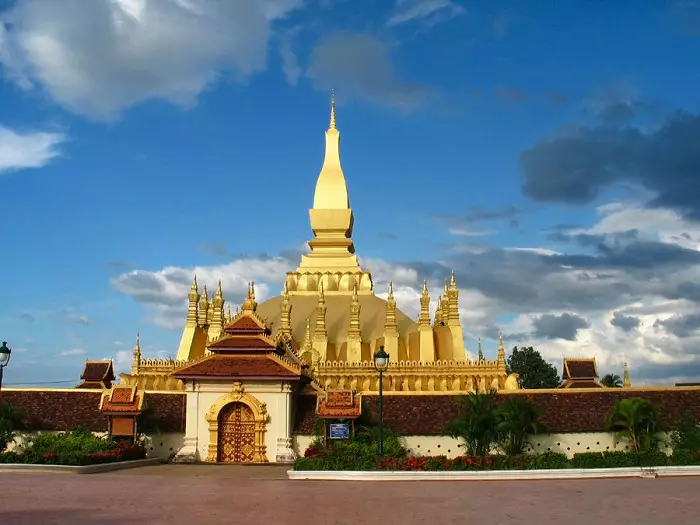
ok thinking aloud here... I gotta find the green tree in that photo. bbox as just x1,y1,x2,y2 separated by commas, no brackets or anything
445,388,499,457
0,402,24,452
601,373,623,388
495,397,547,456
506,346,560,389
670,412,700,453
606,397,664,454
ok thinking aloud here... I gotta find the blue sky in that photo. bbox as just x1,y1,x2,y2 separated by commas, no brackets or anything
1,0,700,386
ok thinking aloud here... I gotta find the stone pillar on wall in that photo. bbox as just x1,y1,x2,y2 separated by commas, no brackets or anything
172,382,200,463
275,383,297,463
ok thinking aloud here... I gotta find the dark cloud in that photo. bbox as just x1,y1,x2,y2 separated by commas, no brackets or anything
542,90,568,106
308,32,431,112
532,313,589,341
495,85,528,103
520,111,700,219
610,311,640,332
654,313,700,338
199,243,230,257
435,205,524,231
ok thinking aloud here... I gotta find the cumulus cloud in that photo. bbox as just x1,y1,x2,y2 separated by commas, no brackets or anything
0,125,65,173
307,32,432,112
532,313,589,341
58,348,87,357
0,0,303,119
610,311,640,332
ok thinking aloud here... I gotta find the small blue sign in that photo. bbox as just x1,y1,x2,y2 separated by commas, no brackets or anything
329,423,350,439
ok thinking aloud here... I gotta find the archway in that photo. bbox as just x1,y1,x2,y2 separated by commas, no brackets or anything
204,383,268,463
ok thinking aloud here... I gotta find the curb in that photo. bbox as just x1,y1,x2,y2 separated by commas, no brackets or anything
0,458,162,475
287,465,700,481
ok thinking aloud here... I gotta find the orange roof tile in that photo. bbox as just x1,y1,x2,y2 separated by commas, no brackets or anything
224,313,270,334
173,355,301,379
99,386,144,414
208,335,277,351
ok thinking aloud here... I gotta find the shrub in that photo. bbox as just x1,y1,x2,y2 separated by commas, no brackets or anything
606,398,665,454
0,402,24,452
670,412,700,453
570,451,669,469
445,389,500,457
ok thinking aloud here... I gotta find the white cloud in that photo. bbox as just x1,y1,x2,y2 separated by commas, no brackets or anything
0,125,65,173
387,0,466,27
0,0,304,119
59,348,87,357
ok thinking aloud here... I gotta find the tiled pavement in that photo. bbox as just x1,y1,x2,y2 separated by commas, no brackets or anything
2,465,699,524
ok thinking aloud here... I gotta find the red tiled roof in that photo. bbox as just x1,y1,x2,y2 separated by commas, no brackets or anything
173,355,301,379
563,358,598,379
224,314,269,334
208,335,277,351
316,390,362,419
80,361,115,382
99,386,144,414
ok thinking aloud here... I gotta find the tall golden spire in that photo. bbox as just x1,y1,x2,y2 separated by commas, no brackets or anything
419,280,431,326
384,281,397,331
280,281,292,338
131,332,141,375
330,89,336,130
478,337,484,361
208,280,225,341
498,331,506,362
315,284,327,338
623,360,631,387
198,285,209,326
348,284,361,338
186,276,199,326
434,295,443,325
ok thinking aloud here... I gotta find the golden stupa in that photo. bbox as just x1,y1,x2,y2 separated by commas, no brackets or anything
121,95,518,394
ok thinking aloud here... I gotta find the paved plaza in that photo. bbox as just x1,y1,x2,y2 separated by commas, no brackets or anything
1,465,699,524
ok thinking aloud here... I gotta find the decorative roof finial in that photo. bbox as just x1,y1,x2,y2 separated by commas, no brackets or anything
450,270,457,290
330,89,336,130
388,281,394,299
216,279,223,298
422,279,428,296
478,337,484,361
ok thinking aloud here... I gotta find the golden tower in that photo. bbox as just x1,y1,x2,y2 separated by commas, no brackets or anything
122,96,518,394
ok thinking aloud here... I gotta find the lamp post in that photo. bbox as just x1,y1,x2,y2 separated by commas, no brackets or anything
0,341,11,403
373,346,389,456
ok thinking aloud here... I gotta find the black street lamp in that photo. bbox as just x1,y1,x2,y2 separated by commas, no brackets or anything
0,341,11,403
373,346,390,456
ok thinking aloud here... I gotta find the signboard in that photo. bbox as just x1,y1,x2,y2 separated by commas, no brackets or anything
328,423,350,440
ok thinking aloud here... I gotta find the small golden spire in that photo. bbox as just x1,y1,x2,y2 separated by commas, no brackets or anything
419,280,430,326
226,303,232,323
478,337,484,361
216,280,223,298
422,279,428,296
319,282,325,302
444,278,449,295
283,280,289,296
498,330,505,361
450,270,457,290
249,281,256,301
330,89,336,130
241,281,258,313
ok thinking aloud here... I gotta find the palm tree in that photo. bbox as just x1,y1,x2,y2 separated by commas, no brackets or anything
495,397,547,456
601,373,623,388
445,388,499,456
606,397,664,454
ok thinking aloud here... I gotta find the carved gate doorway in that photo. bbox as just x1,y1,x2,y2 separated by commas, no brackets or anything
217,402,256,463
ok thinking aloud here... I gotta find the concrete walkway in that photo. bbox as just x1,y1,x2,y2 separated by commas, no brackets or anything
2,465,699,524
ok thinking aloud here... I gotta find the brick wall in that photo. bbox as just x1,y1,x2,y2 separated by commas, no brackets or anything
293,388,700,435
2,390,185,433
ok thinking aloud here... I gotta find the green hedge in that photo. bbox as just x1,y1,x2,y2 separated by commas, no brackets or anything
0,429,146,466
295,450,700,471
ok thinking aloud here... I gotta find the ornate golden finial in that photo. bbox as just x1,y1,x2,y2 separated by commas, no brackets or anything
388,281,394,299
450,270,457,290
498,330,505,362
478,337,484,361
623,360,631,388
216,280,223,298
422,279,428,296
198,285,210,326
241,281,258,313
434,295,443,325
444,278,449,295
318,282,325,302
280,280,292,337
330,89,336,130
131,332,141,374
225,303,232,323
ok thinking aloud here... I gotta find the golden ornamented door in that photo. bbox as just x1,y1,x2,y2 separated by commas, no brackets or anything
218,402,256,463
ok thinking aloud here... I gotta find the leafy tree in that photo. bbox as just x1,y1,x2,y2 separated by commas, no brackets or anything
0,402,24,452
670,412,700,453
445,388,499,456
506,346,560,389
495,397,547,456
601,373,623,388
606,397,664,454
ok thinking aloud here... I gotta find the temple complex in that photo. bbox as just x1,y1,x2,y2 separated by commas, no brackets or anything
120,96,518,396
